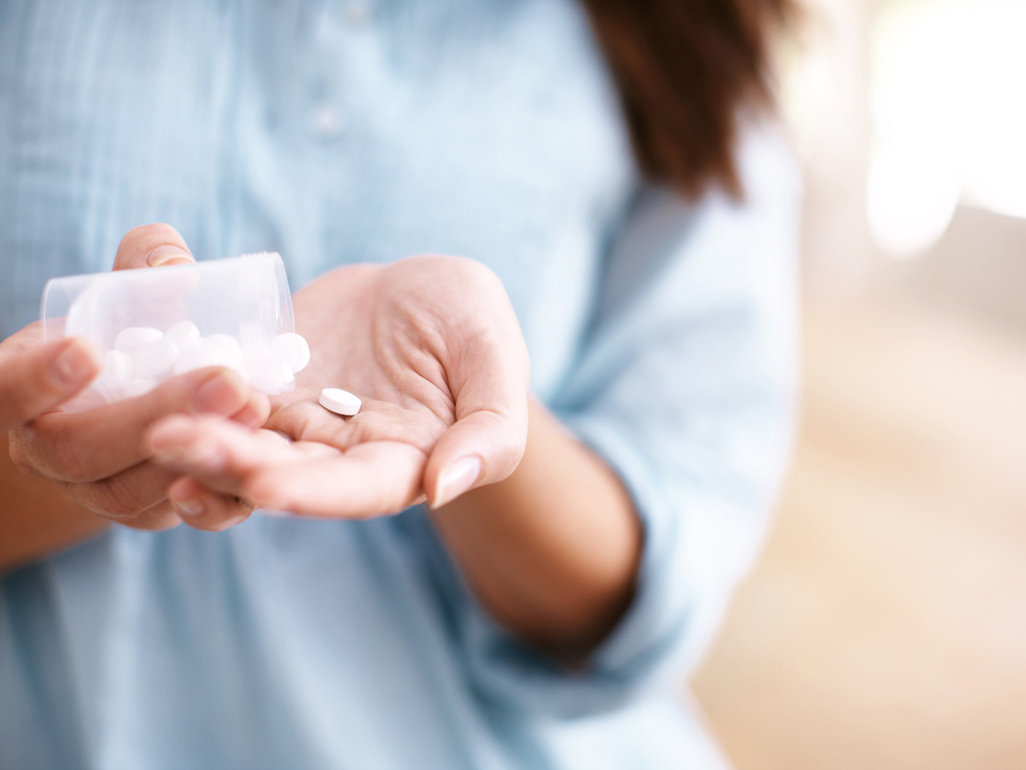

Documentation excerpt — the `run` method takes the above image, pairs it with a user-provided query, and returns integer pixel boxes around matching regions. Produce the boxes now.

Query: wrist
[429,397,642,658]
[1,436,109,572]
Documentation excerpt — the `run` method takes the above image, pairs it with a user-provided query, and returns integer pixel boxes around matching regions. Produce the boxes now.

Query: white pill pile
[96,322,311,401]
[318,388,362,416]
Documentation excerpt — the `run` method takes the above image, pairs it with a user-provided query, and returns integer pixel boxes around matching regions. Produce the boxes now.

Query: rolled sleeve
[430,126,802,718]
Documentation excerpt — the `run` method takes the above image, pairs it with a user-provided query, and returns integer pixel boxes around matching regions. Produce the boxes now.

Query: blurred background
[689,0,1026,767]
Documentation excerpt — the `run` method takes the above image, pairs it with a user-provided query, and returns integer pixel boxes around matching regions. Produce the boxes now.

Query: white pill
[133,339,180,380]
[96,351,133,401]
[164,320,201,350]
[103,350,134,383]
[115,326,163,354]
[319,388,361,416]
[270,333,311,373]
[122,379,157,398]
[203,334,245,370]
[249,358,295,394]
[173,345,225,376]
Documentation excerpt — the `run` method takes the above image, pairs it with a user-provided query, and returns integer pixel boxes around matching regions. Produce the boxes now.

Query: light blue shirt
[0,0,801,767]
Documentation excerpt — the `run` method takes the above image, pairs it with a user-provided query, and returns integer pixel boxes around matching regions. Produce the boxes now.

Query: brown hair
[581,0,794,198]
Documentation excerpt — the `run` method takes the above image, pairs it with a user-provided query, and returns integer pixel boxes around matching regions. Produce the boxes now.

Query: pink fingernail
[51,342,99,388]
[432,456,482,509]
[173,497,204,517]
[146,245,193,267]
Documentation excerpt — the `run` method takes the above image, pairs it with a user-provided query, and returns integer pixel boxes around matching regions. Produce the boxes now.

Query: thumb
[0,331,101,432]
[425,410,527,509]
[113,223,194,271]
[424,335,530,509]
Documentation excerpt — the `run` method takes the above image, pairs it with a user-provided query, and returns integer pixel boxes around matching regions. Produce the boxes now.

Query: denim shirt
[0,1,801,767]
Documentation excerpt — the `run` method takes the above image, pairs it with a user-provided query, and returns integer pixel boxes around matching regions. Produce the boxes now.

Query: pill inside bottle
[41,252,308,411]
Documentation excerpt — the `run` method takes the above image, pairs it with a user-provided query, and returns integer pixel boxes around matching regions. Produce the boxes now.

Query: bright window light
[869,0,1026,257]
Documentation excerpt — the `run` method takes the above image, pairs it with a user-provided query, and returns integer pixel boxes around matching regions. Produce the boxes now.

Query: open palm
[148,256,530,520]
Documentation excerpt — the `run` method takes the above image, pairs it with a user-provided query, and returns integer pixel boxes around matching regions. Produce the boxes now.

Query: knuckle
[441,255,494,290]
[7,433,42,477]
[94,474,151,518]
[240,480,271,511]
[464,257,502,290]
[234,495,256,514]
[49,431,94,482]
[53,481,110,516]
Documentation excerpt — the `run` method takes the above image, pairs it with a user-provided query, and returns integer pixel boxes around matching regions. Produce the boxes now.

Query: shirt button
[309,105,346,141]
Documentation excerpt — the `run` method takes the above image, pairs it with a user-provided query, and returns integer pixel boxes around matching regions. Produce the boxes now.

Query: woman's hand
[148,256,530,525]
[6,225,271,532]
[0,327,102,434]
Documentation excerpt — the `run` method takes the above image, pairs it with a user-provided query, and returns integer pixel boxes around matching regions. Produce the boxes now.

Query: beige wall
[690,2,1026,767]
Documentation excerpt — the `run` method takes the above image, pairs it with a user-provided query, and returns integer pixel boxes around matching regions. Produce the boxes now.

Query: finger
[116,499,182,531]
[425,410,526,509]
[149,415,423,517]
[248,441,426,517]
[0,336,101,432]
[167,475,253,532]
[11,368,267,483]
[228,388,272,430]
[148,415,313,483]
[423,331,530,509]
[148,415,338,496]
[113,223,194,270]
[59,460,182,520]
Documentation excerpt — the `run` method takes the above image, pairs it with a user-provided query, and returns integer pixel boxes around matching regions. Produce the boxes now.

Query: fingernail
[432,456,482,509]
[173,496,205,517]
[193,373,245,415]
[146,245,193,267]
[51,342,99,388]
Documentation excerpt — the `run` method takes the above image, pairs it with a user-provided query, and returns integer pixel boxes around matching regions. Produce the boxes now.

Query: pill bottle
[41,252,306,411]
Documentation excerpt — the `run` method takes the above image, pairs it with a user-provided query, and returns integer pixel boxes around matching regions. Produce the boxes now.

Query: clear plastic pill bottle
[41,252,302,411]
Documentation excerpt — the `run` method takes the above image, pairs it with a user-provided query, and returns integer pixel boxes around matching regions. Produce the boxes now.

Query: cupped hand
[148,256,530,524]
[7,225,270,531]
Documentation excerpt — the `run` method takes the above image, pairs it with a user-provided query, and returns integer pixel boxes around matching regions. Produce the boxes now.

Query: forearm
[0,434,109,573]
[430,397,642,662]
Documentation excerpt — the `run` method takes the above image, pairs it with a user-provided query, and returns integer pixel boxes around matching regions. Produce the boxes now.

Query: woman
[0,0,798,767]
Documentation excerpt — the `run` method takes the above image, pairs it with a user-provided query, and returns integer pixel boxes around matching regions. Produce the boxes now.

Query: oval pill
[203,334,245,369]
[104,350,134,383]
[271,332,311,373]
[173,345,224,376]
[122,379,157,398]
[164,320,201,349]
[319,388,361,416]
[115,326,163,354]
[133,338,180,380]
[248,356,295,394]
